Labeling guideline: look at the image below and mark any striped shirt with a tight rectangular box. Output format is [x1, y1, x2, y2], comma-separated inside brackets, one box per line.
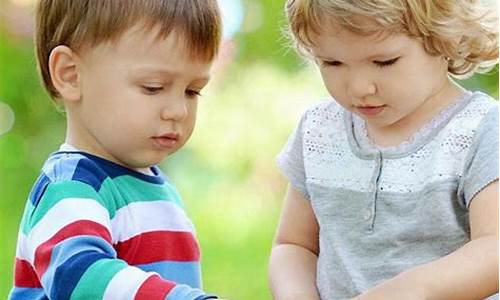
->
[9, 145, 216, 300]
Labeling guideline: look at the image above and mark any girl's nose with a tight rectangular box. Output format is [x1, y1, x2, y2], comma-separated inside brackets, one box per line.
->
[347, 74, 377, 99]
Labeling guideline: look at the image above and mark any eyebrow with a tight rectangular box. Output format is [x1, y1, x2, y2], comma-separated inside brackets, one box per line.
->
[132, 67, 210, 82]
[314, 51, 401, 62]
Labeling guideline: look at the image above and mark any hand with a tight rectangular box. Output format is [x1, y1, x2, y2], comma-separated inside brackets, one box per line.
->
[350, 272, 427, 300]
[351, 292, 426, 300]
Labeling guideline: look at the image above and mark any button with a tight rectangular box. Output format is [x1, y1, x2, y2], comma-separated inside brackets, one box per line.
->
[363, 209, 372, 221]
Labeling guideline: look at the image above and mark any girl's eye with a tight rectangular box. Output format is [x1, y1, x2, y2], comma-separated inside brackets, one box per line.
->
[186, 89, 202, 99]
[141, 85, 163, 95]
[374, 57, 400, 68]
[321, 60, 343, 67]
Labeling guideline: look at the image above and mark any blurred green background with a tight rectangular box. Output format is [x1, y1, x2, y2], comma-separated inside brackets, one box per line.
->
[0, 0, 497, 299]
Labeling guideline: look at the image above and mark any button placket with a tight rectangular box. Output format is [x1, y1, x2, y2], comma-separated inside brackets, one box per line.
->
[363, 208, 372, 221]
[366, 152, 383, 231]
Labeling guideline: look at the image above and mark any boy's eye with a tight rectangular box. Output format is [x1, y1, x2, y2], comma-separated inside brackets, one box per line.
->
[321, 60, 343, 67]
[374, 57, 400, 68]
[185, 89, 202, 98]
[141, 85, 163, 95]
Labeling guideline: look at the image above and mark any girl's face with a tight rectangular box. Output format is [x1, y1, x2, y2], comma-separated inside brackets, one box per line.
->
[309, 23, 459, 135]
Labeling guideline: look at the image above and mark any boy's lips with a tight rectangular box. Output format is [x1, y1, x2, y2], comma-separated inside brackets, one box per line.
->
[151, 133, 179, 149]
[355, 105, 387, 117]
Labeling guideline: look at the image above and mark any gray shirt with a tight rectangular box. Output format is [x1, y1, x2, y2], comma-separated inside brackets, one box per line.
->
[277, 91, 498, 299]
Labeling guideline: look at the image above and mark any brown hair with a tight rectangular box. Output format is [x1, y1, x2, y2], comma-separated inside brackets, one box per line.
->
[36, 0, 222, 99]
[285, 0, 498, 78]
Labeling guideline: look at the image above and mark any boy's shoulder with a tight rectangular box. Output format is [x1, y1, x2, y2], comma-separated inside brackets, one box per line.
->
[39, 150, 166, 188]
[29, 149, 174, 208]
[29, 151, 112, 207]
[41, 151, 113, 188]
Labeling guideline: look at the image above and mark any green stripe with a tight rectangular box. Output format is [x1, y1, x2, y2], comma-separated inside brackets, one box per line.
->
[21, 201, 35, 235]
[70, 258, 128, 300]
[25, 181, 109, 234]
[23, 175, 183, 234]
[100, 175, 184, 211]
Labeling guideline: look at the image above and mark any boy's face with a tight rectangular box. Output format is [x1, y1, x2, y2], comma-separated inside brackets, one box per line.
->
[309, 22, 455, 133]
[69, 26, 212, 172]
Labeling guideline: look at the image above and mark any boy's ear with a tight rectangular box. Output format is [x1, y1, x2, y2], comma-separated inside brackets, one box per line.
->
[48, 45, 82, 102]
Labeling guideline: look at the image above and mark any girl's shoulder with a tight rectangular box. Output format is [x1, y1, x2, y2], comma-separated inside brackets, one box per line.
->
[466, 91, 497, 110]
[453, 91, 498, 131]
[300, 97, 346, 127]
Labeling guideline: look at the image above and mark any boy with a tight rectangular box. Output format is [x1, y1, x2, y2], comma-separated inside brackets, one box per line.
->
[9, 0, 222, 299]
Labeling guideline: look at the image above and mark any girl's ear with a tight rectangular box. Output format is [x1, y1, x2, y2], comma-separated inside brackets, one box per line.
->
[48, 45, 82, 102]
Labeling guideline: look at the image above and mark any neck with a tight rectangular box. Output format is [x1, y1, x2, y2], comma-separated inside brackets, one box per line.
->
[64, 111, 154, 175]
[367, 78, 466, 148]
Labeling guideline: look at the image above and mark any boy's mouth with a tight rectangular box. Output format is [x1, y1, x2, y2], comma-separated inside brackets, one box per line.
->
[151, 133, 179, 149]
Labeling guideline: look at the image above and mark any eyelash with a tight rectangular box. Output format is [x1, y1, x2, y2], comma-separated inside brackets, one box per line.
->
[321, 60, 342, 67]
[186, 90, 202, 98]
[374, 57, 400, 68]
[321, 57, 400, 68]
[141, 86, 202, 98]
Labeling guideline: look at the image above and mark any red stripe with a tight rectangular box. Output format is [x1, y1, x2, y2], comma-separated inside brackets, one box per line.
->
[34, 220, 111, 277]
[134, 275, 175, 300]
[14, 259, 42, 288]
[115, 231, 200, 265]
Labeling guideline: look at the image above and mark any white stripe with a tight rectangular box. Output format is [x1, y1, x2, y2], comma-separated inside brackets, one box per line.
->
[15, 232, 29, 261]
[102, 266, 154, 300]
[27, 198, 111, 262]
[111, 201, 195, 244]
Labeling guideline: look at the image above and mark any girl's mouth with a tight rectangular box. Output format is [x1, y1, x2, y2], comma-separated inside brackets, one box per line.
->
[355, 105, 386, 117]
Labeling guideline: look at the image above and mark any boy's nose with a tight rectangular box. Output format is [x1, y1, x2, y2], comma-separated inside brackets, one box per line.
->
[160, 97, 188, 121]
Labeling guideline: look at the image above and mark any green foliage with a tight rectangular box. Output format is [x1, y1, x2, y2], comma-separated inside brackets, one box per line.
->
[0, 1, 498, 299]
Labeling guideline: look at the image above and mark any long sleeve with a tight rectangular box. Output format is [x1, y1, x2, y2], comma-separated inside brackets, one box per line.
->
[9, 152, 216, 300]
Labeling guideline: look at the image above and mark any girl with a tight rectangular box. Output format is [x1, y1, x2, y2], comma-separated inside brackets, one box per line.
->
[269, 1, 499, 299]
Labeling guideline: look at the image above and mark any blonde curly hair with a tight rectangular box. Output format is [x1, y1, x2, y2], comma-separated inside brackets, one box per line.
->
[285, 0, 498, 78]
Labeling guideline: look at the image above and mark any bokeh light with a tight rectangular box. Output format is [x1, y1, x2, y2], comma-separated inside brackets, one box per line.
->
[0, 0, 498, 299]
[0, 100, 15, 136]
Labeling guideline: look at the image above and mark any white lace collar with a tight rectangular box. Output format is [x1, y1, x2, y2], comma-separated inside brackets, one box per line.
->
[346, 91, 476, 158]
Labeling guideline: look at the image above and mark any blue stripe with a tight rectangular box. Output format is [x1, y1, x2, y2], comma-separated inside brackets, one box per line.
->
[194, 295, 219, 300]
[165, 285, 208, 300]
[40, 151, 165, 192]
[8, 287, 48, 300]
[50, 251, 110, 300]
[137, 261, 201, 288]
[43, 152, 82, 181]
[65, 151, 164, 186]
[29, 174, 51, 206]
[70, 158, 109, 191]
[41, 236, 117, 294]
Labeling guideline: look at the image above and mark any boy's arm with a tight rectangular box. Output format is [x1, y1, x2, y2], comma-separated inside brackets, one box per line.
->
[20, 180, 216, 300]
[269, 185, 321, 300]
[354, 180, 499, 300]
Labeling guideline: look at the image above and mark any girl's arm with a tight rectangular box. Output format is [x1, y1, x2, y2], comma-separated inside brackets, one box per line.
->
[355, 180, 499, 300]
[269, 185, 321, 300]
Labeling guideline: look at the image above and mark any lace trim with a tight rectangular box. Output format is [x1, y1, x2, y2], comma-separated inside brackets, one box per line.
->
[352, 91, 474, 154]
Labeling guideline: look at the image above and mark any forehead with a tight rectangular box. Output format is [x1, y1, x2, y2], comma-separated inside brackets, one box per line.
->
[309, 26, 412, 59]
[82, 25, 212, 79]
[83, 21, 214, 62]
